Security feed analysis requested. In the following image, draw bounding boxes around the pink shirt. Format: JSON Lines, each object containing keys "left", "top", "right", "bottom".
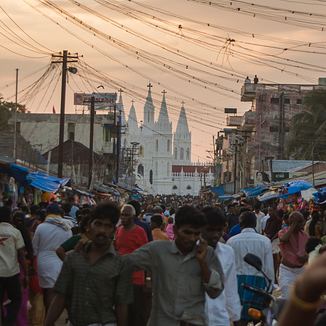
{"left": 278, "top": 227, "right": 308, "bottom": 267}
{"left": 165, "top": 223, "right": 174, "bottom": 241}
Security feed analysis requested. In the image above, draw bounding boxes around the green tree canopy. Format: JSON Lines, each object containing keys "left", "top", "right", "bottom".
{"left": 287, "top": 90, "right": 326, "bottom": 161}
{"left": 0, "top": 98, "right": 26, "bottom": 128}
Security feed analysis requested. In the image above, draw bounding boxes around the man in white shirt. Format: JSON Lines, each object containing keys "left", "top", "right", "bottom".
{"left": 254, "top": 204, "right": 265, "bottom": 234}
{"left": 227, "top": 211, "right": 274, "bottom": 324}
{"left": 202, "top": 207, "right": 241, "bottom": 326}
{"left": 0, "top": 206, "right": 26, "bottom": 326}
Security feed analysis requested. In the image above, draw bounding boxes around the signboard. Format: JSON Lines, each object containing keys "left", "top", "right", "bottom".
{"left": 224, "top": 107, "right": 237, "bottom": 114}
{"left": 74, "top": 92, "right": 117, "bottom": 109}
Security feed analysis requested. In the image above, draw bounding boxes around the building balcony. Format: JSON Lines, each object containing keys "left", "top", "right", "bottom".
{"left": 241, "top": 111, "right": 256, "bottom": 130}
{"left": 241, "top": 83, "right": 258, "bottom": 102}
{"left": 226, "top": 115, "right": 242, "bottom": 127}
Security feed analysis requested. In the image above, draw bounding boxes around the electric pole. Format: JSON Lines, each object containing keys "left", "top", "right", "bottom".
{"left": 13, "top": 68, "right": 19, "bottom": 161}
{"left": 52, "top": 51, "right": 79, "bottom": 178}
{"left": 88, "top": 96, "right": 95, "bottom": 189}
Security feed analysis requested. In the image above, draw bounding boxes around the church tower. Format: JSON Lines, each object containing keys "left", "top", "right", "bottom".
{"left": 142, "top": 82, "right": 155, "bottom": 134}
{"left": 173, "top": 103, "right": 192, "bottom": 165}
{"left": 151, "top": 90, "right": 173, "bottom": 194}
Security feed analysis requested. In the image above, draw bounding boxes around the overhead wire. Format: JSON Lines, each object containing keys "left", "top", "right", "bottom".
{"left": 23, "top": 0, "right": 238, "bottom": 117}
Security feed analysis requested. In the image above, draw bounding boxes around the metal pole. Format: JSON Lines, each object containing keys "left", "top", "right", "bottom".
{"left": 58, "top": 50, "right": 68, "bottom": 178}
{"left": 88, "top": 96, "right": 95, "bottom": 189}
{"left": 13, "top": 68, "right": 18, "bottom": 160}
{"left": 115, "top": 105, "right": 121, "bottom": 183}
{"left": 312, "top": 142, "right": 315, "bottom": 187}
{"left": 233, "top": 144, "right": 237, "bottom": 194}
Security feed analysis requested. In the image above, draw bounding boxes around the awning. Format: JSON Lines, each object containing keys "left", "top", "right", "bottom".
{"left": 26, "top": 172, "right": 70, "bottom": 193}
{"left": 241, "top": 184, "right": 268, "bottom": 198}
{"left": 0, "top": 163, "right": 29, "bottom": 184}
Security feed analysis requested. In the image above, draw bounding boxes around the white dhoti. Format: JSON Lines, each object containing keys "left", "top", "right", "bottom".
{"left": 279, "top": 263, "right": 304, "bottom": 298}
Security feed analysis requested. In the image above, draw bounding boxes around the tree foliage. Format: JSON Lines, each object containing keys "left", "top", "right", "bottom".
{"left": 287, "top": 90, "right": 326, "bottom": 161}
{"left": 0, "top": 98, "right": 26, "bottom": 128}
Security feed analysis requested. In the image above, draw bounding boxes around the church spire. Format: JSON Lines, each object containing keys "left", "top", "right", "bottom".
{"left": 127, "top": 100, "right": 138, "bottom": 132}
{"left": 117, "top": 88, "right": 126, "bottom": 127}
{"left": 176, "top": 101, "right": 190, "bottom": 135}
{"left": 143, "top": 82, "right": 155, "bottom": 129}
{"left": 156, "top": 90, "right": 171, "bottom": 132}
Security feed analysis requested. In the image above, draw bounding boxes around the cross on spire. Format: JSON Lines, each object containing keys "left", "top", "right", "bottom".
{"left": 147, "top": 82, "right": 153, "bottom": 90}
{"left": 181, "top": 101, "right": 185, "bottom": 106}
{"left": 131, "top": 99, "right": 134, "bottom": 104}
{"left": 118, "top": 88, "right": 124, "bottom": 95}
{"left": 162, "top": 90, "right": 167, "bottom": 95}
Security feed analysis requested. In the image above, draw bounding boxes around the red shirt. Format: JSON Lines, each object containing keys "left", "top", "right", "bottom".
{"left": 115, "top": 225, "right": 148, "bottom": 285}
{"left": 278, "top": 227, "right": 309, "bottom": 267}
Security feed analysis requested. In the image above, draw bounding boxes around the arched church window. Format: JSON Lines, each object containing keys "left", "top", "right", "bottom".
{"left": 137, "top": 164, "right": 144, "bottom": 177}
{"left": 186, "top": 185, "right": 191, "bottom": 190}
{"left": 139, "top": 146, "right": 144, "bottom": 157}
{"left": 156, "top": 139, "right": 159, "bottom": 152}
{"left": 180, "top": 148, "right": 184, "bottom": 160}
{"left": 172, "top": 185, "right": 177, "bottom": 190}
{"left": 174, "top": 148, "right": 178, "bottom": 160}
{"left": 186, "top": 148, "right": 190, "bottom": 160}
{"left": 167, "top": 139, "right": 170, "bottom": 152}
{"left": 149, "top": 170, "right": 153, "bottom": 184}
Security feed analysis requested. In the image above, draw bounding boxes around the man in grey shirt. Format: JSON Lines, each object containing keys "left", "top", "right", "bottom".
{"left": 126, "top": 205, "right": 224, "bottom": 326}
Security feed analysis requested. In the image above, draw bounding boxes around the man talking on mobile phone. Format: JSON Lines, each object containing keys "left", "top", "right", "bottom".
{"left": 125, "top": 205, "right": 224, "bottom": 326}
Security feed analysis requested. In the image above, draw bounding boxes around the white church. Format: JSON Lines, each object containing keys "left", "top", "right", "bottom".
{"left": 119, "top": 83, "right": 215, "bottom": 196}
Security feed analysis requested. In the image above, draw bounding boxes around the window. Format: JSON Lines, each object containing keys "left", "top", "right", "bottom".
{"left": 172, "top": 185, "right": 177, "bottom": 190}
{"left": 137, "top": 164, "right": 144, "bottom": 177}
{"left": 284, "top": 98, "right": 290, "bottom": 104}
{"left": 68, "top": 123, "right": 75, "bottom": 141}
{"left": 174, "top": 147, "right": 178, "bottom": 160}
{"left": 167, "top": 162, "right": 170, "bottom": 176}
{"left": 180, "top": 148, "right": 184, "bottom": 160}
{"left": 186, "top": 148, "right": 190, "bottom": 160}
{"left": 149, "top": 170, "right": 153, "bottom": 184}
{"left": 156, "top": 139, "right": 159, "bottom": 152}
{"left": 186, "top": 185, "right": 191, "bottom": 190}
{"left": 296, "top": 98, "right": 302, "bottom": 104}
{"left": 270, "top": 98, "right": 279, "bottom": 104}
{"left": 16, "top": 122, "right": 21, "bottom": 134}
{"left": 103, "top": 124, "right": 112, "bottom": 143}
{"left": 155, "top": 161, "right": 158, "bottom": 176}
{"left": 139, "top": 146, "right": 144, "bottom": 157}
{"left": 167, "top": 139, "right": 171, "bottom": 152}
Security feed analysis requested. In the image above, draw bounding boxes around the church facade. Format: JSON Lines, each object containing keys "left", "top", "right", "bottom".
{"left": 120, "top": 84, "right": 215, "bottom": 195}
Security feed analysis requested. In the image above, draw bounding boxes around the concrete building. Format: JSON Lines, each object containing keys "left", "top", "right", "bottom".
{"left": 9, "top": 112, "right": 117, "bottom": 184}
{"left": 218, "top": 78, "right": 326, "bottom": 192}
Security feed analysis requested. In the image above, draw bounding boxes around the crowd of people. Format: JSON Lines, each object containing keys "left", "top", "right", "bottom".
{"left": 1, "top": 192, "right": 326, "bottom": 326}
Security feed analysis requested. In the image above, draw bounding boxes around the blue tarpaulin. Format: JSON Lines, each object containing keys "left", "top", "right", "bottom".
{"left": 26, "top": 172, "right": 69, "bottom": 193}
{"left": 241, "top": 184, "right": 268, "bottom": 198}
{"left": 313, "top": 187, "right": 326, "bottom": 205}
{"left": 211, "top": 185, "right": 225, "bottom": 196}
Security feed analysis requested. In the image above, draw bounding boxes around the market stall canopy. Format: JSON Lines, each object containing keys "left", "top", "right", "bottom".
{"left": 26, "top": 172, "right": 70, "bottom": 193}
{"left": 313, "top": 187, "right": 326, "bottom": 205}
{"left": 241, "top": 184, "right": 268, "bottom": 198}
{"left": 0, "top": 163, "right": 29, "bottom": 184}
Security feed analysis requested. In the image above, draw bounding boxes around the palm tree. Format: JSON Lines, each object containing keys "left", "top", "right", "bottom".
{"left": 287, "top": 90, "right": 326, "bottom": 161}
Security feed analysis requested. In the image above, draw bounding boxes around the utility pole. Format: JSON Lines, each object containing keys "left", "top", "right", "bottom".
{"left": 88, "top": 96, "right": 95, "bottom": 189}
{"left": 52, "top": 51, "right": 79, "bottom": 178}
{"left": 233, "top": 142, "right": 238, "bottom": 194}
{"left": 278, "top": 91, "right": 285, "bottom": 159}
{"left": 312, "top": 141, "right": 315, "bottom": 187}
{"left": 13, "top": 68, "right": 18, "bottom": 161}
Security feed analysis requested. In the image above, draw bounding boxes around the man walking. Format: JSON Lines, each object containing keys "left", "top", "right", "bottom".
{"left": 0, "top": 207, "right": 26, "bottom": 326}
{"left": 201, "top": 207, "right": 241, "bottom": 326}
{"left": 44, "top": 202, "right": 133, "bottom": 326}
{"left": 126, "top": 205, "right": 224, "bottom": 326}
{"left": 227, "top": 211, "right": 274, "bottom": 324}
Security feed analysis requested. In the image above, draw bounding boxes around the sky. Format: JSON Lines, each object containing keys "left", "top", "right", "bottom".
{"left": 0, "top": 0, "right": 325, "bottom": 161}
